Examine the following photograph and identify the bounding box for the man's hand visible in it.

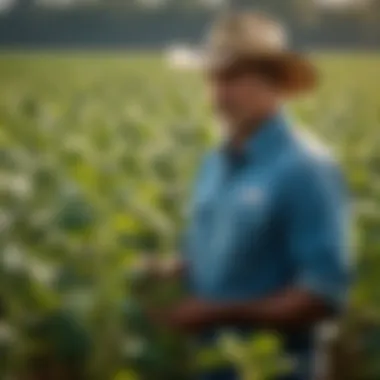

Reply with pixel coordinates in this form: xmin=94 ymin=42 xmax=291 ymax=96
xmin=133 ymin=255 xmax=185 ymax=281
xmin=152 ymin=298 xmax=219 ymax=333
xmin=148 ymin=289 xmax=332 ymax=333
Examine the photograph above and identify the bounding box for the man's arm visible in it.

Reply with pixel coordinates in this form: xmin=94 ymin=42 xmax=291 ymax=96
xmin=162 ymin=288 xmax=330 ymax=333
xmin=214 ymin=288 xmax=331 ymax=328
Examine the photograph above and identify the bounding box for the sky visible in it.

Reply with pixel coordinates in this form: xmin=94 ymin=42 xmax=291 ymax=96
xmin=0 ymin=0 xmax=14 ymax=12
xmin=316 ymin=0 xmax=365 ymax=6
xmin=0 ymin=0 xmax=361 ymax=13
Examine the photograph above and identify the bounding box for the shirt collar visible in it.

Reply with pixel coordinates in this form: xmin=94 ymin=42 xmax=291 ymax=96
xmin=222 ymin=112 xmax=289 ymax=163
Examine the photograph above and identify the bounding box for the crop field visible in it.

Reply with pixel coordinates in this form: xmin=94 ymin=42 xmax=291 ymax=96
xmin=0 ymin=53 xmax=380 ymax=379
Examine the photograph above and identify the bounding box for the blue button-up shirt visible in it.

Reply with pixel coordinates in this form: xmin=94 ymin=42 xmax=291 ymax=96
xmin=184 ymin=114 xmax=351 ymax=379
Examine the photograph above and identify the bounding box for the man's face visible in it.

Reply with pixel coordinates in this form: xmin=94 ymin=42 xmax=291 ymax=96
xmin=207 ymin=66 xmax=279 ymax=132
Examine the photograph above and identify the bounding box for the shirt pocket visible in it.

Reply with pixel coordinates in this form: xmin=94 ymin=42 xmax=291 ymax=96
xmin=231 ymin=185 xmax=270 ymax=236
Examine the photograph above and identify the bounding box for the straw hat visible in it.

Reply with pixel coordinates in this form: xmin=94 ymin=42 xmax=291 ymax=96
xmin=204 ymin=12 xmax=318 ymax=94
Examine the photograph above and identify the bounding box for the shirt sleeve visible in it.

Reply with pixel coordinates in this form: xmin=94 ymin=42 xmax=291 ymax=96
xmin=283 ymin=157 xmax=353 ymax=311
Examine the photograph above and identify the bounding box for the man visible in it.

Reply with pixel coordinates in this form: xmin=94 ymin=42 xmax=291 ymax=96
xmin=146 ymin=12 xmax=351 ymax=380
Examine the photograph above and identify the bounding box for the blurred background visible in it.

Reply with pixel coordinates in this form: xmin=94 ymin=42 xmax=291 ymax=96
xmin=0 ymin=0 xmax=380 ymax=379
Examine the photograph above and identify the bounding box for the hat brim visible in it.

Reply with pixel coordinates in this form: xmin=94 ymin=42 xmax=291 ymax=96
xmin=204 ymin=51 xmax=318 ymax=96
